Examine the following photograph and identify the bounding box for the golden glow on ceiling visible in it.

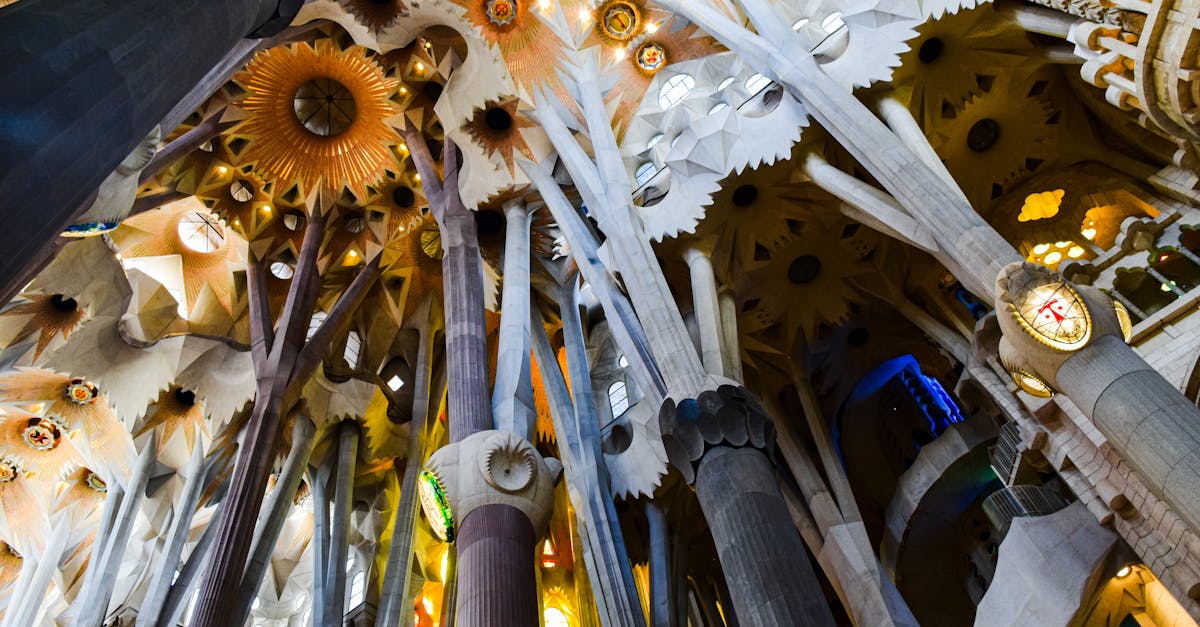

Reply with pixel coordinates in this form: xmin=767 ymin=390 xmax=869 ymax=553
xmin=234 ymin=40 xmax=401 ymax=198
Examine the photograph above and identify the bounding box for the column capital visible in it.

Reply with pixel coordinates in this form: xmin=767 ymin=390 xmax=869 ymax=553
xmin=987 ymin=261 xmax=1131 ymax=397
xmin=419 ymin=430 xmax=561 ymax=541
xmin=657 ymin=380 xmax=777 ymax=484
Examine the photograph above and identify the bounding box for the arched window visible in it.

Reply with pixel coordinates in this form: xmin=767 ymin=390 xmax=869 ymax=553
xmin=608 ymin=381 xmax=629 ymax=417
xmin=745 ymin=73 xmax=771 ymax=95
xmin=635 ymin=162 xmax=658 ymax=188
xmin=657 ymin=73 xmax=695 ymax=109
xmin=307 ymin=311 xmax=327 ymax=341
xmin=821 ymin=11 xmax=844 ymax=33
xmin=344 ymin=330 xmax=362 ymax=368
xmin=348 ymin=571 xmax=366 ymax=608
xmin=545 ymin=607 xmax=571 ymax=627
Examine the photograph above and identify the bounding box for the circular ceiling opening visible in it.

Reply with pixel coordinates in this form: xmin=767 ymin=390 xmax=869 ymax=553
xmin=485 ymin=107 xmax=513 ymax=131
xmin=50 ymin=294 xmax=77 ymax=312
xmin=293 ymin=77 xmax=357 ymax=137
xmin=731 ymin=184 xmax=759 ymax=207
xmin=475 ymin=209 xmax=504 ymax=235
xmin=967 ymin=118 xmax=1000 ymax=152
xmin=175 ymin=388 xmax=197 ymax=405
xmin=918 ymin=37 xmax=943 ymax=64
xmin=392 ymin=186 xmax=416 ymax=208
xmin=787 ymin=255 xmax=822 ymax=284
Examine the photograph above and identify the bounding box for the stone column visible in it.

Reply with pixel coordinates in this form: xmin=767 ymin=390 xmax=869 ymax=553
xmin=309 ymin=457 xmax=333 ymax=626
xmin=992 ymin=262 xmax=1200 ymax=537
xmin=645 ymin=501 xmax=672 ymax=627
xmin=325 ymin=420 xmax=360 ymax=626
xmin=0 ymin=0 xmax=295 ymax=283
xmin=421 ymin=430 xmax=561 ymax=627
xmin=659 ymin=389 xmax=835 ymax=626
xmin=376 ymin=313 xmax=435 ymax=627
xmin=685 ymin=247 xmax=724 ymax=377
xmin=492 ymin=201 xmax=537 ymax=440
xmin=717 ymin=288 xmax=742 ymax=382
xmin=236 ymin=415 xmax=316 ymax=624
xmin=138 ymin=443 xmax=207 ymax=626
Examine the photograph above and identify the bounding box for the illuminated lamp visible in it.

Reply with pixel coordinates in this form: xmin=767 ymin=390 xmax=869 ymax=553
xmin=1113 ymin=300 xmax=1133 ymax=342
xmin=1010 ymin=369 xmax=1053 ymax=398
xmin=601 ymin=1 xmax=639 ymax=40
xmin=1007 ymin=274 xmax=1092 ymax=351
xmin=486 ymin=0 xmax=518 ymax=27
xmin=22 ymin=418 xmax=61 ymax=451
xmin=1116 ymin=565 xmax=1132 ymax=578
xmin=417 ymin=470 xmax=455 ymax=541
xmin=0 ymin=459 xmax=18 ymax=483
xmin=85 ymin=471 xmax=108 ymax=493
xmin=66 ymin=379 xmax=100 ymax=405
xmin=636 ymin=43 xmax=667 ymax=75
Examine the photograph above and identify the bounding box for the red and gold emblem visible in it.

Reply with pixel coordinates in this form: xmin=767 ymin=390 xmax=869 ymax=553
xmin=636 ymin=43 xmax=666 ymax=74
xmin=0 ymin=460 xmax=17 ymax=483
xmin=601 ymin=1 xmax=639 ymax=41
xmin=486 ymin=0 xmax=518 ymax=26
xmin=22 ymin=418 xmax=61 ymax=451
xmin=66 ymin=378 xmax=99 ymax=405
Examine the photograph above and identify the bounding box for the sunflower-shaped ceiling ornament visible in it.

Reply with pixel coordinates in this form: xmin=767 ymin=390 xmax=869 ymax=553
xmin=136 ymin=387 xmax=210 ymax=458
xmin=890 ymin=3 xmax=1035 ymax=127
xmin=0 ymin=370 xmax=136 ymax=483
xmin=695 ymin=159 xmax=838 ymax=274
xmin=0 ymin=293 xmax=88 ymax=362
xmin=109 ymin=201 xmax=244 ymax=318
xmin=51 ymin=466 xmax=109 ymax=529
xmin=574 ymin=4 xmax=721 ymax=137
xmin=0 ymin=410 xmax=80 ymax=480
xmin=928 ymin=73 xmax=1065 ymax=209
xmin=380 ymin=216 xmax=446 ymax=320
xmin=464 ymin=97 xmax=537 ymax=176
xmin=367 ymin=169 xmax=428 ymax=238
xmin=743 ymin=212 xmax=879 ymax=344
xmin=232 ymin=39 xmax=402 ymax=200
xmin=451 ymin=0 xmax=570 ymax=95
xmin=340 ymin=0 xmax=410 ymax=33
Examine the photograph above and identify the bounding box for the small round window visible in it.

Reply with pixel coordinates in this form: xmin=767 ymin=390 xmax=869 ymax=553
xmin=178 ymin=212 xmax=225 ymax=253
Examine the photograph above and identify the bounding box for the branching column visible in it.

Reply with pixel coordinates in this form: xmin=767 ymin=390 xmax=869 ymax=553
xmin=403 ymin=122 xmax=553 ymax=626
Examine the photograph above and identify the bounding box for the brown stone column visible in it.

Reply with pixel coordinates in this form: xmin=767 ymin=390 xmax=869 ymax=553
xmin=0 ymin=0 xmax=294 ymax=282
xmin=455 ymin=504 xmax=539 ymax=626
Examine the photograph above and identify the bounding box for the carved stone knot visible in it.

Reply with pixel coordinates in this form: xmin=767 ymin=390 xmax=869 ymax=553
xmin=658 ymin=384 xmax=776 ymax=484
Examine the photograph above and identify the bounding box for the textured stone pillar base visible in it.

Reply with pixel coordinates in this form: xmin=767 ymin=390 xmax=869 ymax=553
xmin=455 ymin=503 xmax=538 ymax=627
xmin=695 ymin=446 xmax=836 ymax=626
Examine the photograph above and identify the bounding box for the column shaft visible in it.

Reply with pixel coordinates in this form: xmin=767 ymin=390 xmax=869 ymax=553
xmin=492 ymin=203 xmax=536 ymax=439
xmin=325 ymin=421 xmax=360 ymax=625
xmin=685 ymin=248 xmax=724 ymax=377
xmin=454 ymin=504 xmax=538 ymax=627
xmin=1057 ymin=335 xmax=1200 ymax=534
xmin=646 ymin=502 xmax=672 ymax=627
xmin=694 ymin=447 xmax=835 ymax=626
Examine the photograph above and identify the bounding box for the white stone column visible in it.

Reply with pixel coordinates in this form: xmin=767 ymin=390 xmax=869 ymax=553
xmin=684 ymin=247 xmax=724 ymax=377
xmin=138 ymin=442 xmax=207 ymax=626
xmin=324 ymin=420 xmax=360 ymax=626
xmin=717 ymin=287 xmax=742 ymax=382
xmin=492 ymin=200 xmax=537 ymax=440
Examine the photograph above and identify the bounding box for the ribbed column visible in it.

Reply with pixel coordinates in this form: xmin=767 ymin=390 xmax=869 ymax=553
xmin=645 ymin=502 xmax=671 ymax=627
xmin=1057 ymin=335 xmax=1200 ymax=534
xmin=685 ymin=248 xmax=724 ymax=377
xmin=694 ymin=446 xmax=835 ymax=626
xmin=454 ymin=504 xmax=538 ymax=627
xmin=0 ymin=0 xmax=287 ymax=283
xmin=325 ymin=420 xmax=360 ymax=625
